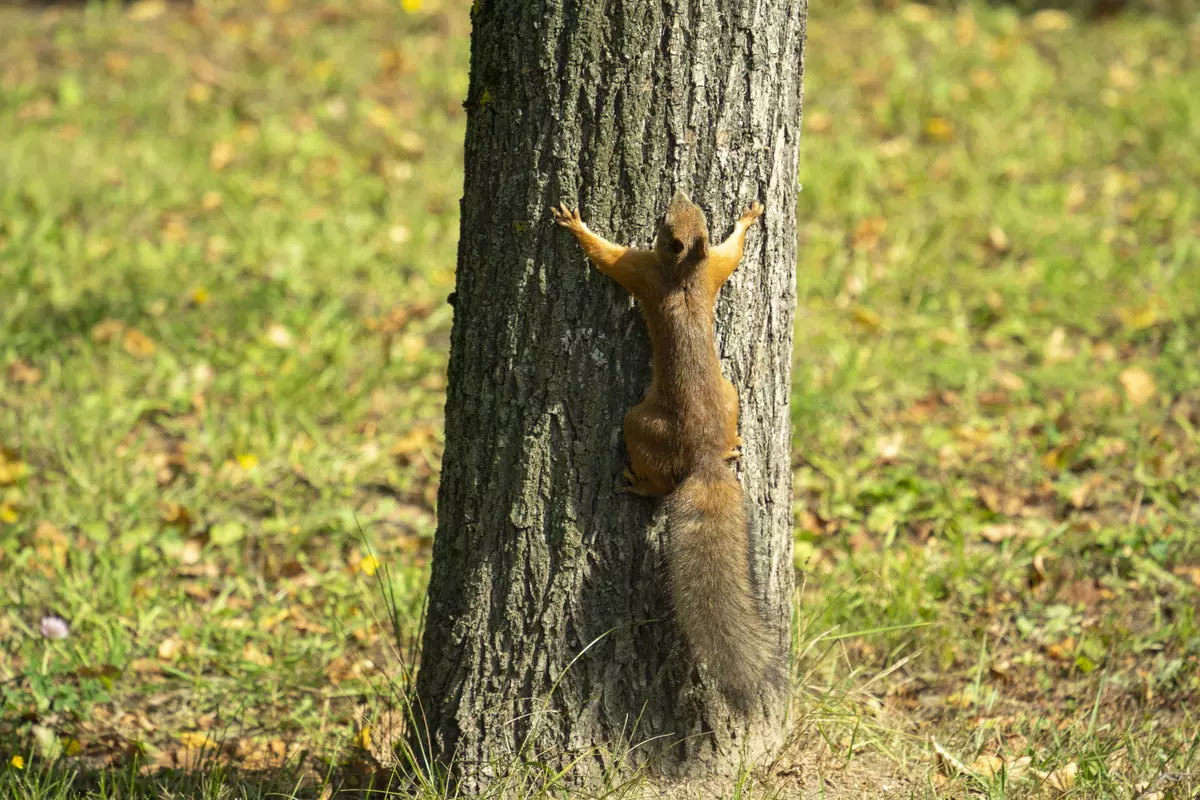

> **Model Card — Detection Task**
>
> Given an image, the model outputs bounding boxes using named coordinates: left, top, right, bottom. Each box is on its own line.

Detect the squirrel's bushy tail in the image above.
left=665, top=459, right=785, bottom=712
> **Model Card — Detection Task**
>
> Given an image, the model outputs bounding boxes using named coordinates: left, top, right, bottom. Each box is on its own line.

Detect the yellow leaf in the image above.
left=901, top=3, right=934, bottom=22
left=357, top=725, right=372, bottom=750
left=359, top=554, right=381, bottom=577
left=312, top=60, right=334, bottom=81
left=266, top=324, right=293, bottom=349
left=367, top=105, right=393, bottom=129
left=993, top=369, right=1025, bottom=392
left=122, top=328, right=157, bottom=358
left=187, top=82, right=212, bottom=105
left=1119, top=367, right=1156, bottom=408
left=64, top=739, right=82, bottom=757
left=0, top=456, right=27, bottom=485
left=955, top=14, right=976, bottom=47
left=8, top=359, right=42, bottom=385
left=852, top=306, right=882, bottom=332
left=236, top=454, right=259, bottom=471
left=158, top=637, right=183, bottom=661
left=127, top=0, right=166, bottom=21
left=969, top=754, right=1003, bottom=778
left=986, top=226, right=1010, bottom=254
left=105, top=52, right=131, bottom=76
left=1172, top=565, right=1200, bottom=589
left=91, top=318, right=126, bottom=343
left=1045, top=762, right=1078, bottom=792
left=980, top=523, right=1020, bottom=543
left=1043, top=327, right=1075, bottom=365
left=1030, top=9, right=1073, bottom=31
left=1115, top=304, right=1157, bottom=331
left=391, top=425, right=437, bottom=459
left=210, top=140, right=234, bottom=171
left=242, top=643, right=273, bottom=667
left=970, top=69, right=996, bottom=89
left=178, top=732, right=214, bottom=749
left=923, top=117, right=954, bottom=142
left=1108, top=64, right=1138, bottom=91
left=852, top=217, right=887, bottom=250
left=159, top=503, right=194, bottom=531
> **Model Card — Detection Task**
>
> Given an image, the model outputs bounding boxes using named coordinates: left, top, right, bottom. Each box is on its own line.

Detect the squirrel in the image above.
left=552, top=190, right=784, bottom=712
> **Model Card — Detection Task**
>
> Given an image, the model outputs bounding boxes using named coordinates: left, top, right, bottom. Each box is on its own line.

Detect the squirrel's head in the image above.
left=655, top=190, right=709, bottom=275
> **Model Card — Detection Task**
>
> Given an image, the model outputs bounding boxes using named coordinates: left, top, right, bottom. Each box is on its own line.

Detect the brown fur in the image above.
left=552, top=191, right=783, bottom=711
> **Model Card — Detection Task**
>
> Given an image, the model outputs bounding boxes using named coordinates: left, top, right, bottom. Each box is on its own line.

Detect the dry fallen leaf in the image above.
left=158, top=637, right=183, bottom=662
left=1172, top=565, right=1200, bottom=589
left=7, top=359, right=42, bottom=385
left=1108, top=64, right=1138, bottom=90
left=127, top=0, right=166, bottom=21
left=970, top=754, right=1003, bottom=779
left=902, top=4, right=935, bottom=23
left=1119, top=366, right=1156, bottom=408
left=160, top=503, right=194, bottom=531
left=980, top=523, right=1022, bottom=543
left=986, top=226, right=1011, bottom=254
left=1030, top=9, right=1073, bottom=31
left=242, top=643, right=273, bottom=667
left=390, top=424, right=438, bottom=461
left=266, top=324, right=293, bottom=349
left=1046, top=637, right=1075, bottom=661
left=91, top=319, right=126, bottom=343
left=1043, top=328, right=1075, bottom=365
left=209, top=140, right=234, bottom=171
left=122, top=328, right=156, bottom=358
left=931, top=739, right=971, bottom=777
left=875, top=432, right=904, bottom=462
left=105, top=52, right=131, bottom=76
left=806, top=111, right=831, bottom=134
left=852, top=217, right=887, bottom=251
left=33, top=521, right=68, bottom=570
left=1040, top=761, right=1077, bottom=794
left=177, top=732, right=215, bottom=749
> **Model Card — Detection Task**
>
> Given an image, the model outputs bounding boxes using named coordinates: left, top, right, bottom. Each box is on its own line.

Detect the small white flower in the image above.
left=40, top=615, right=69, bottom=640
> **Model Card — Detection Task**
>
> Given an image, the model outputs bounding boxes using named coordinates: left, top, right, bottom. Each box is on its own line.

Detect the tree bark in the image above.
left=414, top=0, right=806, bottom=787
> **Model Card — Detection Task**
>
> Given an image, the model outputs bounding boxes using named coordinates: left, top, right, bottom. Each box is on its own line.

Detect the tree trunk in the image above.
left=414, top=0, right=806, bottom=787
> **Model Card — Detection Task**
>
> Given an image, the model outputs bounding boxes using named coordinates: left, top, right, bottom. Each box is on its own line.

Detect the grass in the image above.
left=1, top=0, right=1199, bottom=797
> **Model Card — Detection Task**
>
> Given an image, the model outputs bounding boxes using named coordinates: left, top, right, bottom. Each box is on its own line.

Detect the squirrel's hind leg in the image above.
left=622, top=402, right=678, bottom=497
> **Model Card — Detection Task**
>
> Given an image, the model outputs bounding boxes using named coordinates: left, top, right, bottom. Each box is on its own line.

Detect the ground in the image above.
left=1, top=0, right=1198, bottom=797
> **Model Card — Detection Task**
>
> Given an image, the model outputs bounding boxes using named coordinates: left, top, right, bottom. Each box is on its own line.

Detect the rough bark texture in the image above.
left=415, top=0, right=806, bottom=787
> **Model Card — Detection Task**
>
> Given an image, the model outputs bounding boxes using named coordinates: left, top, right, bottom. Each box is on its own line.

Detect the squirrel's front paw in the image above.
left=551, top=203, right=584, bottom=231
left=740, top=201, right=764, bottom=225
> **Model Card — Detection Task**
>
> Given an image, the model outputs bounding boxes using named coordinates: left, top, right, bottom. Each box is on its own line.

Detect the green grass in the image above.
left=2, top=0, right=1199, bottom=797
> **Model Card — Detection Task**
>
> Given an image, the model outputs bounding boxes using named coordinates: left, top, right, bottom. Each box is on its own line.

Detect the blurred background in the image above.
left=1, top=0, right=1198, bottom=792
